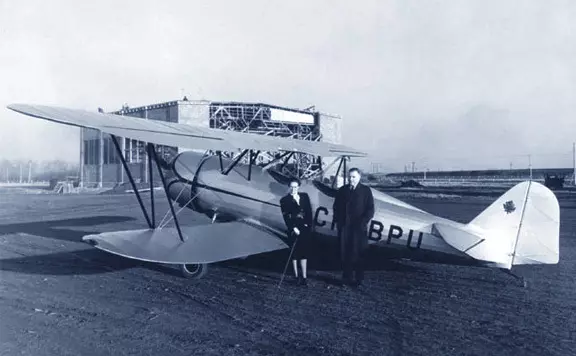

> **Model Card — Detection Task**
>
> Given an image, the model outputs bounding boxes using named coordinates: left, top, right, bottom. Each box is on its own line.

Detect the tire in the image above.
left=180, top=263, right=208, bottom=279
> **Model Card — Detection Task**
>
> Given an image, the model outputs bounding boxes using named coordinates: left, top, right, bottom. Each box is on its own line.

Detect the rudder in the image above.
left=468, top=181, right=560, bottom=267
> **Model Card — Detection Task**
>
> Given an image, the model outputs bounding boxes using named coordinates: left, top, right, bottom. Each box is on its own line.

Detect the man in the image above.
left=332, top=167, right=375, bottom=287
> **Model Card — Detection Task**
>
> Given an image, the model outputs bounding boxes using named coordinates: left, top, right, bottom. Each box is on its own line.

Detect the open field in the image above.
left=0, top=190, right=575, bottom=355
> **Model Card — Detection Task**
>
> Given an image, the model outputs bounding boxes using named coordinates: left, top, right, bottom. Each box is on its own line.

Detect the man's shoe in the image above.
left=300, top=278, right=308, bottom=287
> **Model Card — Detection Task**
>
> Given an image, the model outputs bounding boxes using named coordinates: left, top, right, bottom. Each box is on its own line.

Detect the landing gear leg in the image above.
left=180, top=263, right=209, bottom=279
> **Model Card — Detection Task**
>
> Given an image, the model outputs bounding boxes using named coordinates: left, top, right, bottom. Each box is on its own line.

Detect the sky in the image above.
left=0, top=0, right=575, bottom=172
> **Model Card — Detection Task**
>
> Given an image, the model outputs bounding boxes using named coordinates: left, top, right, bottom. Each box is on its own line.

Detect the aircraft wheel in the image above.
left=180, top=263, right=208, bottom=279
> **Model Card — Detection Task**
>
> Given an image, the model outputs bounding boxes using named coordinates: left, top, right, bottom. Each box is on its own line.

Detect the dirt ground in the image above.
left=0, top=191, right=575, bottom=356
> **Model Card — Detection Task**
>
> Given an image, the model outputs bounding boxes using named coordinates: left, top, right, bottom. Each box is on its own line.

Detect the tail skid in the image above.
left=434, top=181, right=560, bottom=269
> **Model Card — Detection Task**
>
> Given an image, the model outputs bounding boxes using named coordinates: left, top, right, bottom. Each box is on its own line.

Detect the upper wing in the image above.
left=7, top=103, right=367, bottom=158
left=82, top=221, right=289, bottom=264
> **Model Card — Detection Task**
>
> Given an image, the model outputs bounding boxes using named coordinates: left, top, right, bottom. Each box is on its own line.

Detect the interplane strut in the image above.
left=110, top=136, right=186, bottom=242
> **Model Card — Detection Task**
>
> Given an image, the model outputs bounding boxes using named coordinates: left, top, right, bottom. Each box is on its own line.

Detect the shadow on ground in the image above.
left=0, top=216, right=147, bottom=276
left=220, top=239, right=427, bottom=281
left=0, top=249, right=142, bottom=276
left=0, top=216, right=137, bottom=243
left=0, top=248, right=187, bottom=277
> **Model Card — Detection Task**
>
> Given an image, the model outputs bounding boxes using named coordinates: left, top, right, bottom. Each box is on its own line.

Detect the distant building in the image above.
left=80, top=99, right=343, bottom=187
left=385, top=168, right=575, bottom=188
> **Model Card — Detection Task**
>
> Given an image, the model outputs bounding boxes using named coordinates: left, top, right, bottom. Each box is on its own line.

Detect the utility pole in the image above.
left=411, top=161, right=415, bottom=173
left=573, top=142, right=575, bottom=185
left=144, top=106, right=149, bottom=184
left=528, top=154, right=532, bottom=180
left=99, top=130, right=104, bottom=188
left=79, top=127, right=84, bottom=188
left=28, top=161, right=32, bottom=183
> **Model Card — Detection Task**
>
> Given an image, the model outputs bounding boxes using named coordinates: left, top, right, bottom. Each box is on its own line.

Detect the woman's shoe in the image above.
left=293, top=275, right=301, bottom=285
left=300, top=277, right=308, bottom=287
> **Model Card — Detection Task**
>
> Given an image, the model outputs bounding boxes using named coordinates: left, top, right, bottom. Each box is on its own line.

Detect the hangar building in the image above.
left=80, top=98, right=343, bottom=188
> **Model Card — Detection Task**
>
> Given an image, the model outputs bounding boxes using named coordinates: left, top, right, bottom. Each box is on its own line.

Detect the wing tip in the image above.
left=6, top=103, right=35, bottom=115
left=6, top=103, right=22, bottom=111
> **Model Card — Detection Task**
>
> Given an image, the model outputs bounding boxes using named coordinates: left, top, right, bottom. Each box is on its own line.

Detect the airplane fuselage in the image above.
left=168, top=151, right=480, bottom=267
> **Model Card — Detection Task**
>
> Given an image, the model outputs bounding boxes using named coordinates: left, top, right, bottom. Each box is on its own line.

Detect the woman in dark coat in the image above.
left=280, top=178, right=313, bottom=286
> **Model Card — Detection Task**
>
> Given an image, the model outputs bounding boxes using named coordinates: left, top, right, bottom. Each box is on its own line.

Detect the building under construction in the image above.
left=80, top=98, right=343, bottom=187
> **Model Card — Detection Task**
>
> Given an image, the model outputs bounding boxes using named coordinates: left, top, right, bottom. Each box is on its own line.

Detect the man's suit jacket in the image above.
left=333, top=183, right=375, bottom=257
left=280, top=192, right=313, bottom=234
left=333, top=182, right=375, bottom=231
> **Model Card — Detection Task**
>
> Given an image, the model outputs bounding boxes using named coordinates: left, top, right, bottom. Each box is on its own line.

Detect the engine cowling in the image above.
left=166, top=150, right=208, bottom=210
left=172, top=150, right=208, bottom=183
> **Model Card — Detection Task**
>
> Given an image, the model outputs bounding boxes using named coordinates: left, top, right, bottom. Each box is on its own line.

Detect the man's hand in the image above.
left=293, top=227, right=300, bottom=235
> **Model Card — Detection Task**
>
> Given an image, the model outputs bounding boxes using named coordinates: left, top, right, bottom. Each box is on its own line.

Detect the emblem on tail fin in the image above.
left=503, top=200, right=516, bottom=214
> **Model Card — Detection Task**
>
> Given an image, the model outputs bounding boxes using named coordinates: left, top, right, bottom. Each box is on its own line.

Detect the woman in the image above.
left=280, top=178, right=313, bottom=286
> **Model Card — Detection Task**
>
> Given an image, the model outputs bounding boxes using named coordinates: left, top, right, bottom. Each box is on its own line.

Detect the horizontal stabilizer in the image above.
left=433, top=223, right=485, bottom=256
left=82, top=222, right=289, bottom=264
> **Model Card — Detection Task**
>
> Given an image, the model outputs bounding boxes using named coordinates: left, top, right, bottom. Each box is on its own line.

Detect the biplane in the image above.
left=6, top=104, right=560, bottom=280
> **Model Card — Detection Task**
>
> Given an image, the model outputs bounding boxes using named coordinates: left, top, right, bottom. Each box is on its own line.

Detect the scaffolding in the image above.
left=207, top=102, right=323, bottom=179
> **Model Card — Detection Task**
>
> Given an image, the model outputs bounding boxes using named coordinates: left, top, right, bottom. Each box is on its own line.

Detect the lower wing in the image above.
left=82, top=221, right=289, bottom=264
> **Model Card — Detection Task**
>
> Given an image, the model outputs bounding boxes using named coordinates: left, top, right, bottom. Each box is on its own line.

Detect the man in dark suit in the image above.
left=333, top=167, right=375, bottom=287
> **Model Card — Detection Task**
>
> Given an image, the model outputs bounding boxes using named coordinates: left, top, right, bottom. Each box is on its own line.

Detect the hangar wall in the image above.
left=317, top=112, right=342, bottom=145
left=315, top=111, right=343, bottom=180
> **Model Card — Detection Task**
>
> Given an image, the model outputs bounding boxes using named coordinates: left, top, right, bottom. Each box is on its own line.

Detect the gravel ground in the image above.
left=0, top=191, right=575, bottom=356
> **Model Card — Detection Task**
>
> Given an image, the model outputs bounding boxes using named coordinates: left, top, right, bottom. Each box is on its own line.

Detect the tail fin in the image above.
left=434, top=181, right=560, bottom=269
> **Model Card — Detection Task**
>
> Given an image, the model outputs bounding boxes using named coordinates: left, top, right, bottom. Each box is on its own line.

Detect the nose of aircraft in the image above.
left=165, top=150, right=209, bottom=211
